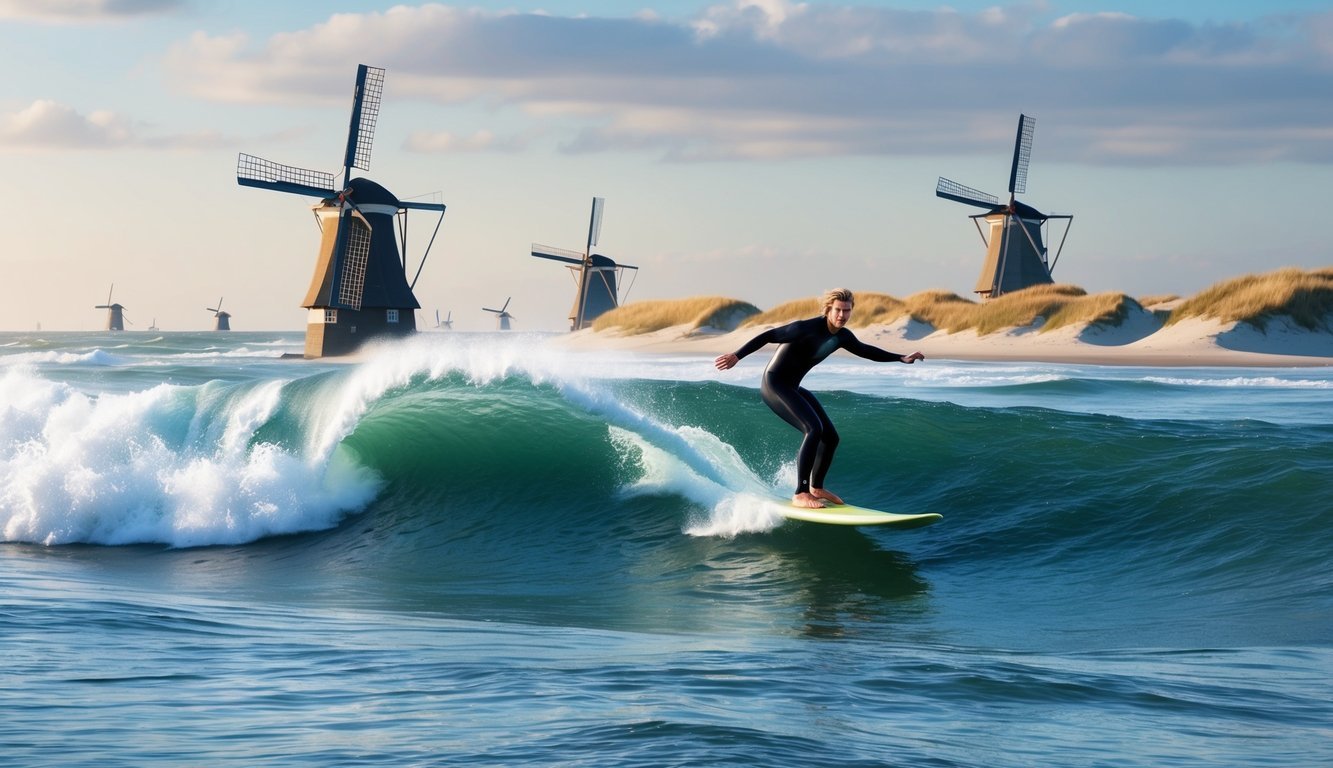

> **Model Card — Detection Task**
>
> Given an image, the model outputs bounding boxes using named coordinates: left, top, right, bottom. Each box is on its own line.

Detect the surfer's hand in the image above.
left=714, top=353, right=739, bottom=371
left=901, top=351, right=925, bottom=364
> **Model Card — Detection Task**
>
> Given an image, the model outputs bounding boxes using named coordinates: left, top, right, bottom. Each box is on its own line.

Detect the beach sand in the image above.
left=553, top=309, right=1333, bottom=367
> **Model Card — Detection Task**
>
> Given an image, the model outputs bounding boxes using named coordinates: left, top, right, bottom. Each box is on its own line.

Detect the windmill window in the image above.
left=325, top=309, right=338, bottom=324
left=386, top=309, right=399, bottom=323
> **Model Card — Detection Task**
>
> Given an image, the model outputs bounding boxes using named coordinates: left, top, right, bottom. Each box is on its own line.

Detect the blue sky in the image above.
left=1, top=0, right=1330, bottom=331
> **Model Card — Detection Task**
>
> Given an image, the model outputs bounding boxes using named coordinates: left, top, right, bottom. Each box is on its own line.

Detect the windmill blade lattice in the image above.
left=1008, top=114, right=1035, bottom=196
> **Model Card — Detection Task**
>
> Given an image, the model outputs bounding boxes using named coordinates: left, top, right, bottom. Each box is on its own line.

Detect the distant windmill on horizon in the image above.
left=531, top=197, right=639, bottom=330
left=208, top=297, right=232, bottom=331
left=436, top=309, right=453, bottom=330
left=936, top=114, right=1073, bottom=299
left=237, top=64, right=447, bottom=358
left=483, top=297, right=514, bottom=331
left=95, top=284, right=128, bottom=331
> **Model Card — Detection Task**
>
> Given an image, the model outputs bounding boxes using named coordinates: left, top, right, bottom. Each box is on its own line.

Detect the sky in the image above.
left=1, top=0, right=1330, bottom=332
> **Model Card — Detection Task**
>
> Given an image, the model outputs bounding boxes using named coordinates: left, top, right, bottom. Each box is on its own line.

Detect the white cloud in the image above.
left=0, top=99, right=230, bottom=151
left=157, top=2, right=1333, bottom=165
left=0, top=0, right=182, bottom=23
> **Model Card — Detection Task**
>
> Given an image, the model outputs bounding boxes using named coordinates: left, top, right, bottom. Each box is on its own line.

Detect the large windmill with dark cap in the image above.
left=531, top=197, right=639, bottom=330
left=936, top=114, right=1073, bottom=299
left=95, top=284, right=127, bottom=331
left=237, top=64, right=447, bottom=357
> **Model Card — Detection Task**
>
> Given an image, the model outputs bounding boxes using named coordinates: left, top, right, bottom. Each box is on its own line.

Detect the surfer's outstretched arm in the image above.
left=715, top=323, right=798, bottom=371
left=839, top=332, right=925, bottom=364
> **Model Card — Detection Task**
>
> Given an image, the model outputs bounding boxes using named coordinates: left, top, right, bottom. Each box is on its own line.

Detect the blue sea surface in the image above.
left=2, top=331, right=1330, bottom=767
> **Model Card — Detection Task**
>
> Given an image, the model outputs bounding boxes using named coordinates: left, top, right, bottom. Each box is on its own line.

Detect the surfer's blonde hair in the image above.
left=822, top=288, right=855, bottom=313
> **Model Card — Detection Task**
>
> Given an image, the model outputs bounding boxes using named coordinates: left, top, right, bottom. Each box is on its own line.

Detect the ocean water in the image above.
left=2, top=330, right=1330, bottom=767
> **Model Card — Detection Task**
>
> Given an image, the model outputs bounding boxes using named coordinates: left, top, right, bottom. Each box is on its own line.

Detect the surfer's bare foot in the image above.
left=792, top=492, right=826, bottom=508
left=810, top=488, right=844, bottom=505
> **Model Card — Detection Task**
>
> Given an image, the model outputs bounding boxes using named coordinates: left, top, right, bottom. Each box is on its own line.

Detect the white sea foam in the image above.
left=0, top=367, right=381, bottom=547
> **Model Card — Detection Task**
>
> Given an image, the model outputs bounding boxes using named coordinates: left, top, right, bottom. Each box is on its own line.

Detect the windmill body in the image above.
left=483, top=298, right=513, bottom=331
left=936, top=114, right=1073, bottom=299
left=237, top=65, right=446, bottom=358
left=98, top=303, right=127, bottom=331
left=95, top=284, right=126, bottom=331
left=208, top=297, right=232, bottom=331
left=531, top=197, right=639, bottom=330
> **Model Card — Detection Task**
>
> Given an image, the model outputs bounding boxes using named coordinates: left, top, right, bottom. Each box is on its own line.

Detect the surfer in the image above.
left=714, top=288, right=924, bottom=509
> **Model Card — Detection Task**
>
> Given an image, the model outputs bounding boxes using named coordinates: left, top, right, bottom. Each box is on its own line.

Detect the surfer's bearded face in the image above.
left=826, top=300, right=853, bottom=330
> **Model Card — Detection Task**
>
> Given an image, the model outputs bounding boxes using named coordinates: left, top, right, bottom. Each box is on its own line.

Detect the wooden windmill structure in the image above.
left=531, top=197, right=639, bottom=330
left=483, top=298, right=514, bottom=331
left=237, top=65, right=447, bottom=357
left=95, top=284, right=127, bottom=331
left=207, top=297, right=232, bottom=331
left=936, top=114, right=1073, bottom=299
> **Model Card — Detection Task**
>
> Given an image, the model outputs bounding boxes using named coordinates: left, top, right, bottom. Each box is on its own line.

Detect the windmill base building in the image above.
left=299, top=178, right=421, bottom=357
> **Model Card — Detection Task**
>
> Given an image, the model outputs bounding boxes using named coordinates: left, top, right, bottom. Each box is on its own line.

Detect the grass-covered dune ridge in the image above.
left=590, top=296, right=760, bottom=334
left=590, top=267, right=1331, bottom=337
left=1167, top=267, right=1333, bottom=331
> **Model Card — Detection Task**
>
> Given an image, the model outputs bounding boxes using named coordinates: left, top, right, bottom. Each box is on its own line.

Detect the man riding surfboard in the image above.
left=714, top=288, right=924, bottom=509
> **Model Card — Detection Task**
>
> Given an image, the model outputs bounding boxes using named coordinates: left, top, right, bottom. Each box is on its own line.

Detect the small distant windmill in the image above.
left=935, top=114, right=1073, bottom=299
left=531, top=197, right=639, bottom=330
left=95, top=284, right=128, bottom=331
left=237, top=64, right=447, bottom=358
left=208, top=297, right=232, bottom=331
left=436, top=309, right=453, bottom=330
left=483, top=298, right=514, bottom=331
left=148, top=318, right=159, bottom=331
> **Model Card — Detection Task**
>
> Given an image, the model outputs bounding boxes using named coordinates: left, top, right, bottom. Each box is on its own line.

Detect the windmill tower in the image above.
left=531, top=197, right=639, bottom=330
left=208, top=297, right=232, bottom=331
left=237, top=64, right=447, bottom=358
left=436, top=309, right=453, bottom=330
left=483, top=298, right=514, bottom=330
left=936, top=114, right=1073, bottom=299
left=95, top=284, right=127, bottom=331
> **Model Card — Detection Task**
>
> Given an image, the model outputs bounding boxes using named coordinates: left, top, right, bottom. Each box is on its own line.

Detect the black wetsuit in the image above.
left=732, top=316, right=905, bottom=496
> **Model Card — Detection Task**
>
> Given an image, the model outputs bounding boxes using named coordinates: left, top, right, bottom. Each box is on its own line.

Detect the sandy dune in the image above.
left=554, top=309, right=1333, bottom=367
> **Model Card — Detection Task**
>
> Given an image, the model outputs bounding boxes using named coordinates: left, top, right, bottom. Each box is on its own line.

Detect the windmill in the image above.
left=95, top=284, right=128, bottom=331
left=208, top=297, right=232, bottom=331
left=483, top=298, right=514, bottom=331
left=435, top=309, right=453, bottom=330
left=531, top=197, right=639, bottom=330
left=237, top=64, right=447, bottom=358
left=935, top=114, right=1073, bottom=299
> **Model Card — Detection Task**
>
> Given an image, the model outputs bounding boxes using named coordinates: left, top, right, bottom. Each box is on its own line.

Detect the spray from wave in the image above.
left=1, top=334, right=789, bottom=547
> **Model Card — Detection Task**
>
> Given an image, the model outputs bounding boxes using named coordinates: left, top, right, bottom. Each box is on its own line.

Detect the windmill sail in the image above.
left=1008, top=114, right=1035, bottom=196
left=343, top=64, right=383, bottom=177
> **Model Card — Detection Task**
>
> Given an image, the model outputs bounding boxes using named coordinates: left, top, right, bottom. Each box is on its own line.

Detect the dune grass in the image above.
left=595, top=267, right=1330, bottom=337
left=740, top=292, right=906, bottom=328
left=738, top=285, right=1143, bottom=336
left=590, top=296, right=760, bottom=334
left=1138, top=294, right=1180, bottom=307
left=1167, top=267, right=1333, bottom=331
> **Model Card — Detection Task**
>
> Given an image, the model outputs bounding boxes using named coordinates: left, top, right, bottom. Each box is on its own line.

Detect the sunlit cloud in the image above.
left=0, top=99, right=230, bottom=151
left=155, top=1, right=1333, bottom=165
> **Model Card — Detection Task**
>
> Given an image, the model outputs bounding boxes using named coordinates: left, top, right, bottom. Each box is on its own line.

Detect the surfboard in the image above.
left=773, top=499, right=942, bottom=528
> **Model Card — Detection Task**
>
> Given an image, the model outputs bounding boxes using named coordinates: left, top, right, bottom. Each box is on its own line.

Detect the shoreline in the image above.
left=552, top=315, right=1333, bottom=368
